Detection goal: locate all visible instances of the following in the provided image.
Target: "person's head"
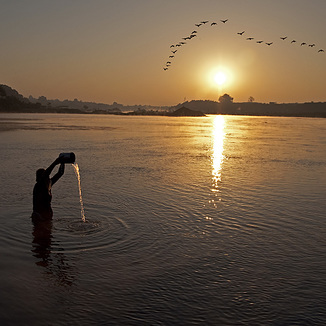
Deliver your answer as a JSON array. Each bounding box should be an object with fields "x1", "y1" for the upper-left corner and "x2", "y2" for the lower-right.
[{"x1": 36, "y1": 168, "x2": 47, "y2": 183}]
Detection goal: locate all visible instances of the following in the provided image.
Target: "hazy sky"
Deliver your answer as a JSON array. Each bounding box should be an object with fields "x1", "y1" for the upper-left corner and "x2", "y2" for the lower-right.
[{"x1": 1, "y1": 0, "x2": 325, "y2": 106}]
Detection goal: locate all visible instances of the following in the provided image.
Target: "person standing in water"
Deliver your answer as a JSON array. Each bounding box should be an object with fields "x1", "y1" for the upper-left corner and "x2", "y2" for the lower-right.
[{"x1": 32, "y1": 156, "x2": 65, "y2": 222}]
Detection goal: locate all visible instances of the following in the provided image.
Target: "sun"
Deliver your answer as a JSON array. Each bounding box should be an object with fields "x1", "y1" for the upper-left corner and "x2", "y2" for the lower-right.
[
  {"x1": 213, "y1": 71, "x2": 227, "y2": 86},
  {"x1": 205, "y1": 66, "x2": 233, "y2": 91}
]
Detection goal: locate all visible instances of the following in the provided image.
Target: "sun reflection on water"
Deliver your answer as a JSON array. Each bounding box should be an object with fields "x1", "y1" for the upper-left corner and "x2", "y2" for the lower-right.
[{"x1": 211, "y1": 115, "x2": 225, "y2": 204}]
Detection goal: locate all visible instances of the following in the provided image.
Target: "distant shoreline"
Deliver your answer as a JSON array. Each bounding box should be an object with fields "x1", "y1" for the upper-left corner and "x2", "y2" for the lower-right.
[
  {"x1": 1, "y1": 108, "x2": 326, "y2": 118},
  {"x1": 1, "y1": 84, "x2": 326, "y2": 118}
]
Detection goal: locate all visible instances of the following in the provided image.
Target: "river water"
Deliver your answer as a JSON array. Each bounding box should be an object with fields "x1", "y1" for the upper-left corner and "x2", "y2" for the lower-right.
[{"x1": 0, "y1": 113, "x2": 325, "y2": 325}]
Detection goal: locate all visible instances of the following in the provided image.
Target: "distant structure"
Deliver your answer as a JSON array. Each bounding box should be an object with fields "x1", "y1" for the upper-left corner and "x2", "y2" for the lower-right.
[{"x1": 169, "y1": 106, "x2": 206, "y2": 117}]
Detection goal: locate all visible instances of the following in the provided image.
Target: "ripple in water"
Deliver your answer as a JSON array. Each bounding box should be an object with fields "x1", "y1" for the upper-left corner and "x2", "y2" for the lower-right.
[
  {"x1": 0, "y1": 205, "x2": 130, "y2": 259},
  {"x1": 53, "y1": 209, "x2": 130, "y2": 254}
]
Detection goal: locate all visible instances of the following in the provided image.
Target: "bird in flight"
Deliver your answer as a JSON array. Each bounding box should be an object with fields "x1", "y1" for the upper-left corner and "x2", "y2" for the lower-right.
[{"x1": 164, "y1": 18, "x2": 323, "y2": 73}]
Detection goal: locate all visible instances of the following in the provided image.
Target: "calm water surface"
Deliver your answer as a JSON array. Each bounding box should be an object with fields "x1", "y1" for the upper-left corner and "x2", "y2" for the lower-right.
[{"x1": 0, "y1": 113, "x2": 325, "y2": 325}]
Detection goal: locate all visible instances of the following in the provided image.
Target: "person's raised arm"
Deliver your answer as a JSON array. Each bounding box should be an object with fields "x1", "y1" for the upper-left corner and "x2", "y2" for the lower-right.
[
  {"x1": 44, "y1": 156, "x2": 61, "y2": 178},
  {"x1": 51, "y1": 163, "x2": 65, "y2": 186}
]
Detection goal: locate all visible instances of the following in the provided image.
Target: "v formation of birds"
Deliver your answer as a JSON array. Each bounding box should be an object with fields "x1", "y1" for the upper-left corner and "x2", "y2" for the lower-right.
[{"x1": 163, "y1": 19, "x2": 324, "y2": 71}]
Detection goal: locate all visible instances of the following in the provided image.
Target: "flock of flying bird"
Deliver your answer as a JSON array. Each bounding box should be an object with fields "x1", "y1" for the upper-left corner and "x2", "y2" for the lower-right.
[{"x1": 163, "y1": 19, "x2": 324, "y2": 71}]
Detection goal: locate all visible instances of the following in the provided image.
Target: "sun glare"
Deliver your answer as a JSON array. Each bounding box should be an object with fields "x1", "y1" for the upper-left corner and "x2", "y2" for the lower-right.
[
  {"x1": 214, "y1": 71, "x2": 227, "y2": 86},
  {"x1": 207, "y1": 67, "x2": 233, "y2": 89},
  {"x1": 212, "y1": 115, "x2": 225, "y2": 186}
]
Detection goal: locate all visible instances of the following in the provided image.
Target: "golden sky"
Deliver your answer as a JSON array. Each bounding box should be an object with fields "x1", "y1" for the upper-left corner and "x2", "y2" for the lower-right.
[{"x1": 1, "y1": 0, "x2": 325, "y2": 106}]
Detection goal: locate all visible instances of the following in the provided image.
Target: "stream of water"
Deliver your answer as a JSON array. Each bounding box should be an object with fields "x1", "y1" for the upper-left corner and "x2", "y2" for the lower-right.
[{"x1": 72, "y1": 163, "x2": 86, "y2": 223}]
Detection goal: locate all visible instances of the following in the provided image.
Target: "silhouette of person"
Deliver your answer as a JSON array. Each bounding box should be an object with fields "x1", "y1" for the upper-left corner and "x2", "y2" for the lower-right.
[{"x1": 31, "y1": 156, "x2": 65, "y2": 222}]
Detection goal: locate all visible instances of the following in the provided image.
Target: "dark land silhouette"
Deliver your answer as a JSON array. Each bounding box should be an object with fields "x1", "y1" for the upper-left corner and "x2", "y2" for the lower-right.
[
  {"x1": 0, "y1": 84, "x2": 166, "y2": 114},
  {"x1": 1, "y1": 84, "x2": 326, "y2": 118},
  {"x1": 173, "y1": 99, "x2": 326, "y2": 118},
  {"x1": 168, "y1": 106, "x2": 205, "y2": 117}
]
